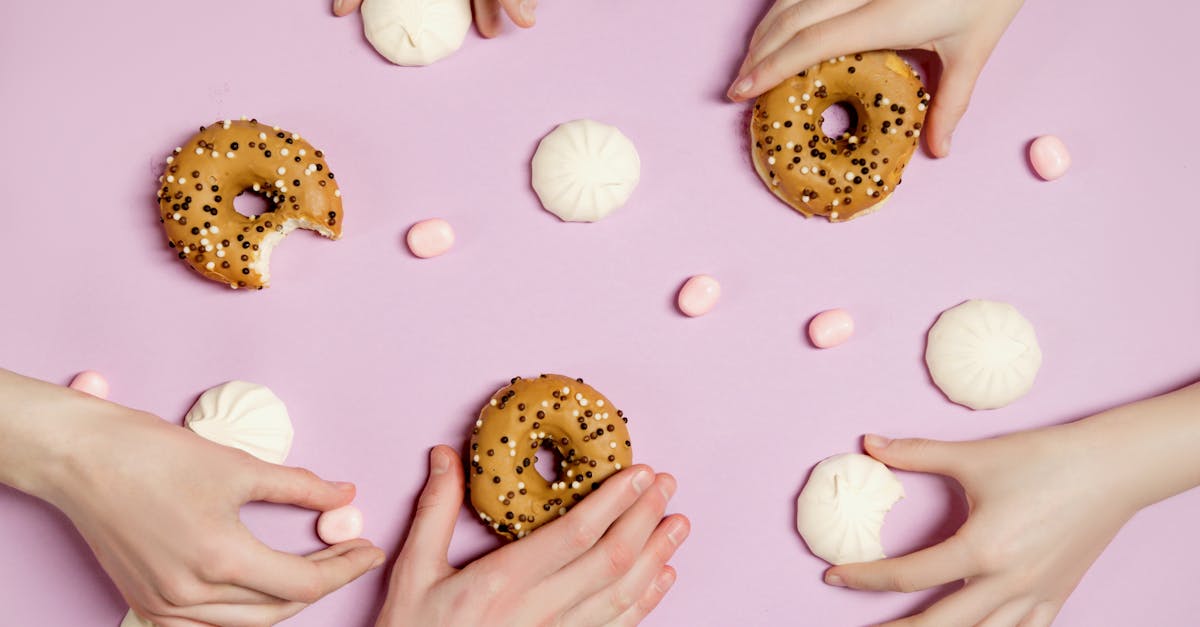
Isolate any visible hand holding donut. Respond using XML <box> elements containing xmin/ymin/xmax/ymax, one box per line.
<box><xmin>826</xmin><ymin>382</ymin><xmax>1200</xmax><ymax>627</ymax></box>
<box><xmin>730</xmin><ymin>0</ymin><xmax>1025</xmax><ymax>157</ymax></box>
<box><xmin>333</xmin><ymin>0</ymin><xmax>537</xmax><ymax>39</ymax></box>
<box><xmin>376</xmin><ymin>446</ymin><xmax>689</xmax><ymax>627</ymax></box>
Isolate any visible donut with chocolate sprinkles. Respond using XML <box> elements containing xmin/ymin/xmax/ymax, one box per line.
<box><xmin>467</xmin><ymin>374</ymin><xmax>633</xmax><ymax>540</ymax></box>
<box><xmin>749</xmin><ymin>51</ymin><xmax>929</xmax><ymax>222</ymax></box>
<box><xmin>155</xmin><ymin>119</ymin><xmax>343</xmax><ymax>289</ymax></box>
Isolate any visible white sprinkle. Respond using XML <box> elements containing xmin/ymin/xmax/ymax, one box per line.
<box><xmin>801</xmin><ymin>195</ymin><xmax>811</xmax><ymax>203</ymax></box>
<box><xmin>802</xmin><ymin>93</ymin><xmax>811</xmax><ymax>101</ymax></box>
<box><xmin>222</xmin><ymin>120</ymin><xmax>231</xmax><ymax>129</ymax></box>
<box><xmin>298</xmin><ymin>149</ymin><xmax>307</xmax><ymax>156</ymax></box>
<box><xmin>210</xmin><ymin>225</ymin><xmax>219</xmax><ymax>234</ymax></box>
<box><xmin>166</xmin><ymin>156</ymin><xmax>174</xmax><ymax>164</ymax></box>
<box><xmin>514</xmin><ymin>523</ymin><xmax>522</xmax><ymax>531</ymax></box>
<box><xmin>793</xmin><ymin>105</ymin><xmax>801</xmax><ymax>113</ymax></box>
<box><xmin>815</xmin><ymin>80</ymin><xmax>823</xmax><ymax>88</ymax></box>
<box><xmin>205</xmin><ymin>245</ymin><xmax>213</xmax><ymax>252</ymax></box>
<box><xmin>172</xmin><ymin>212</ymin><xmax>181</xmax><ymax>220</ymax></box>
<box><xmin>787</xmin><ymin>95</ymin><xmax>796</xmax><ymax>104</ymax></box>
<box><xmin>767</xmin><ymin>156</ymin><xmax>776</xmax><ymax>165</ymax></box>
<box><xmin>614</xmin><ymin>463</ymin><xmax>622</xmax><ymax>470</ymax></box>
<box><xmin>490</xmin><ymin>399</ymin><xmax>498</xmax><ymax>406</ymax></box>
<box><xmin>473</xmin><ymin>455</ymin><xmax>479</xmax><ymax>462</ymax></box>
<box><xmin>509</xmin><ymin>450</ymin><xmax>515</xmax><ymax>457</ymax></box>
<box><xmin>845</xmin><ymin>172</ymin><xmax>855</xmax><ymax>181</ymax></box>
<box><xmin>785</xmin><ymin>141</ymin><xmax>795</xmax><ymax>149</ymax></box>
<box><xmin>276</xmin><ymin>167</ymin><xmax>286</xmax><ymax>175</ymax></box>
<box><xmin>838</xmin><ymin>55</ymin><xmax>845</xmax><ymax>61</ymax></box>
<box><xmin>610</xmin><ymin>442</ymin><xmax>617</xmax><ymax>449</ymax></box>
<box><xmin>252</xmin><ymin>183</ymin><xmax>261</xmax><ymax>192</ymax></box>
<box><xmin>918</xmin><ymin>103</ymin><xmax>927</xmax><ymax>111</ymax></box>
<box><xmin>867</xmin><ymin>189</ymin><xmax>875</xmax><ymax>196</ymax></box>
<box><xmin>873</xmin><ymin>175</ymin><xmax>882</xmax><ymax>183</ymax></box>
<box><xmin>849</xmin><ymin>136</ymin><xmax>859</xmax><ymax>144</ymax></box>
<box><xmin>542</xmin><ymin>401</ymin><xmax>549</xmax><ymax>407</ymax></box>
<box><xmin>596</xmin><ymin>400</ymin><xmax>604</xmax><ymax>408</ymax></box>
<box><xmin>508</xmin><ymin>441</ymin><xmax>516</xmax><ymax>448</ymax></box>
<box><xmin>580</xmin><ymin>399</ymin><xmax>589</xmax><ymax>407</ymax></box>
<box><xmin>259</xmin><ymin>132</ymin><xmax>267</xmax><ymax>140</ymax></box>
<box><xmin>195</xmin><ymin>148</ymin><xmax>204</xmax><ymax>155</ymax></box>
<box><xmin>216</xmin><ymin>250</ymin><xmax>225</xmax><ymax>258</ymax></box>
<box><xmin>807</xmin><ymin>109</ymin><xmax>814</xmax><ymax>116</ymax></box>
<box><xmin>559</xmin><ymin>507</ymin><xmax>567</xmax><ymax>515</ymax></box>
<box><xmin>828</xmin><ymin>58</ymin><xmax>837</xmax><ymax>64</ymax></box>
<box><xmin>475</xmin><ymin>419</ymin><xmax>483</xmax><ymax>427</ymax></box>
<box><xmin>890</xmin><ymin>128</ymin><xmax>898</xmax><ymax>134</ymax></box>
<box><xmin>211</xmin><ymin>151</ymin><xmax>219</xmax><ymax>158</ymax></box>
<box><xmin>272</xmin><ymin>125</ymin><xmax>280</xmax><ymax>131</ymax></box>
<box><xmin>772</xmin><ymin>121</ymin><xmax>781</xmax><ymax>129</ymax></box>
<box><xmin>571</xmin><ymin>481</ymin><xmax>580</xmax><ymax>489</ymax></box>
<box><xmin>281</xmin><ymin>148</ymin><xmax>289</xmax><ymax>156</ymax></box>
<box><xmin>334</xmin><ymin>189</ymin><xmax>341</xmax><ymax>198</ymax></box>
<box><xmin>275</xmin><ymin>180</ymin><xmax>284</xmax><ymax>188</ymax></box>
<box><xmin>913</xmin><ymin>130</ymin><xmax>921</xmax><ymax>137</ymax></box>
<box><xmin>830</xmin><ymin>211</ymin><xmax>840</xmax><ymax>219</ymax></box>
<box><xmin>497</xmin><ymin>495</ymin><xmax>505</xmax><ymax>502</ymax></box>
<box><xmin>182</xmin><ymin>246</ymin><xmax>190</xmax><ymax>254</ymax></box>
<box><xmin>800</xmin><ymin>167</ymin><xmax>810</xmax><ymax>174</ymax></box>
<box><xmin>832</xmin><ymin>199</ymin><xmax>840</xmax><ymax>207</ymax></box>
<box><xmin>566</xmin><ymin>470</ymin><xmax>574</xmax><ymax>478</ymax></box>
<box><xmin>166</xmin><ymin>175</ymin><xmax>175</xmax><ymax>183</ymax></box>
<box><xmin>206</xmin><ymin>262</ymin><xmax>215</xmax><ymax>270</ymax></box>
<box><xmin>226</xmin><ymin>152</ymin><xmax>235</xmax><ymax>159</ymax></box>
<box><xmin>882</xmin><ymin>97</ymin><xmax>891</xmax><ymax>105</ymax></box>
<box><xmin>174</xmin><ymin>147</ymin><xmax>181</xmax><ymax>153</ymax></box>
<box><xmin>291</xmin><ymin>133</ymin><xmax>298</xmax><ymax>140</ymax></box>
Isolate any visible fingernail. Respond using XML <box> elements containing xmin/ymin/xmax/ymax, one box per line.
<box><xmin>370</xmin><ymin>555</ymin><xmax>386</xmax><ymax>569</ymax></box>
<box><xmin>864</xmin><ymin>434</ymin><xmax>891</xmax><ymax>449</ymax></box>
<box><xmin>331</xmin><ymin>481</ymin><xmax>355</xmax><ymax>491</ymax></box>
<box><xmin>824</xmin><ymin>573</ymin><xmax>845</xmax><ymax>587</ymax></box>
<box><xmin>729</xmin><ymin>77</ymin><xmax>753</xmax><ymax>99</ymax></box>
<box><xmin>631</xmin><ymin>469</ymin><xmax>652</xmax><ymax>494</ymax></box>
<box><xmin>941</xmin><ymin>135</ymin><xmax>953</xmax><ymax>155</ymax></box>
<box><xmin>430</xmin><ymin>448</ymin><xmax>450</xmax><ymax>474</ymax></box>
<box><xmin>654</xmin><ymin>568</ymin><xmax>676</xmax><ymax>593</ymax></box>
<box><xmin>658</xmin><ymin>477</ymin><xmax>676</xmax><ymax>501</ymax></box>
<box><xmin>334</xmin><ymin>0</ymin><xmax>344</xmax><ymax>13</ymax></box>
<box><xmin>519</xmin><ymin>0</ymin><xmax>536</xmax><ymax>23</ymax></box>
<box><xmin>666</xmin><ymin>518</ymin><xmax>689</xmax><ymax>546</ymax></box>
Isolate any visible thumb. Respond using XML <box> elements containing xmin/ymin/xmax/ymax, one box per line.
<box><xmin>924</xmin><ymin>53</ymin><xmax>985</xmax><ymax>158</ymax></box>
<box><xmin>863</xmin><ymin>434</ymin><xmax>967</xmax><ymax>478</ymax></box>
<box><xmin>249</xmin><ymin>464</ymin><xmax>357</xmax><ymax>511</ymax></box>
<box><xmin>396</xmin><ymin>446</ymin><xmax>463</xmax><ymax>579</ymax></box>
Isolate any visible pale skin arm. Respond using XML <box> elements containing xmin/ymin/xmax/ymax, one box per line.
<box><xmin>333</xmin><ymin>0</ymin><xmax>537</xmax><ymax>39</ymax></box>
<box><xmin>828</xmin><ymin>381</ymin><xmax>1200</xmax><ymax>627</ymax></box>
<box><xmin>0</xmin><ymin>369</ymin><xmax>385</xmax><ymax>627</ymax></box>
<box><xmin>729</xmin><ymin>0</ymin><xmax>1026</xmax><ymax>157</ymax></box>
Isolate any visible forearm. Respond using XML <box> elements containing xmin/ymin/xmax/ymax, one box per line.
<box><xmin>1072</xmin><ymin>380</ymin><xmax>1200</xmax><ymax>511</ymax></box>
<box><xmin>0</xmin><ymin>368</ymin><xmax>87</xmax><ymax>500</ymax></box>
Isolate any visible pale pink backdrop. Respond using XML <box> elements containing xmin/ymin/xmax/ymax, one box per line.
<box><xmin>1</xmin><ymin>0</ymin><xmax>1198</xmax><ymax>625</ymax></box>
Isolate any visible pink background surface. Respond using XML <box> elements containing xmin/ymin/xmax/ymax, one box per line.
<box><xmin>2</xmin><ymin>0</ymin><xmax>1199</xmax><ymax>625</ymax></box>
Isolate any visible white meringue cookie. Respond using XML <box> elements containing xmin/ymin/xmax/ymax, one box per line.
<box><xmin>120</xmin><ymin>609</ymin><xmax>155</xmax><ymax>627</ymax></box>
<box><xmin>184</xmin><ymin>381</ymin><xmax>294</xmax><ymax>464</ymax></box>
<box><xmin>925</xmin><ymin>299</ymin><xmax>1043</xmax><ymax>410</ymax></box>
<box><xmin>796</xmin><ymin>453</ymin><xmax>905</xmax><ymax>566</ymax></box>
<box><xmin>362</xmin><ymin>0</ymin><xmax>471</xmax><ymax>67</ymax></box>
<box><xmin>531</xmin><ymin>119</ymin><xmax>641</xmax><ymax>222</ymax></box>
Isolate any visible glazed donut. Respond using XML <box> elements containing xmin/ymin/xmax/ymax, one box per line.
<box><xmin>156</xmin><ymin>119</ymin><xmax>343</xmax><ymax>289</ymax></box>
<box><xmin>750</xmin><ymin>51</ymin><xmax>930</xmax><ymax>222</ymax></box>
<box><xmin>467</xmin><ymin>374</ymin><xmax>633</xmax><ymax>540</ymax></box>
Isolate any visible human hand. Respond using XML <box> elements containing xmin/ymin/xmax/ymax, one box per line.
<box><xmin>375</xmin><ymin>446</ymin><xmax>689</xmax><ymax>627</ymax></box>
<box><xmin>333</xmin><ymin>0</ymin><xmax>537</xmax><ymax>39</ymax></box>
<box><xmin>41</xmin><ymin>392</ymin><xmax>385</xmax><ymax>627</ymax></box>
<box><xmin>729</xmin><ymin>0</ymin><xmax>1025</xmax><ymax>157</ymax></box>
<box><xmin>822</xmin><ymin>427</ymin><xmax>1135</xmax><ymax>627</ymax></box>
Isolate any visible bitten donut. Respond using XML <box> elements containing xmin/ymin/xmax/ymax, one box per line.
<box><xmin>750</xmin><ymin>51</ymin><xmax>930</xmax><ymax>222</ymax></box>
<box><xmin>156</xmin><ymin>119</ymin><xmax>343</xmax><ymax>289</ymax></box>
<box><xmin>467</xmin><ymin>374</ymin><xmax>633</xmax><ymax>540</ymax></box>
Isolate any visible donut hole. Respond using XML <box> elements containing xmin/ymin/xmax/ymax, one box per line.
<box><xmin>233</xmin><ymin>190</ymin><xmax>275</xmax><ymax>218</ymax></box>
<box><xmin>533</xmin><ymin>441</ymin><xmax>563</xmax><ymax>484</ymax></box>
<box><xmin>819</xmin><ymin>101</ymin><xmax>858</xmax><ymax>140</ymax></box>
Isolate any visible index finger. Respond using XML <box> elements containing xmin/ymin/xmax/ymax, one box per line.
<box><xmin>485</xmin><ymin>465</ymin><xmax>655</xmax><ymax>583</ymax></box>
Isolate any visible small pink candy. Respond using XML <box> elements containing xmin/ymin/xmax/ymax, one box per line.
<box><xmin>1029</xmin><ymin>135</ymin><xmax>1070</xmax><ymax>181</ymax></box>
<box><xmin>677</xmin><ymin>275</ymin><xmax>721</xmax><ymax>317</ymax></box>
<box><xmin>406</xmin><ymin>218</ymin><xmax>455</xmax><ymax>258</ymax></box>
<box><xmin>69</xmin><ymin>371</ymin><xmax>110</xmax><ymax>399</ymax></box>
<box><xmin>808</xmin><ymin>309</ymin><xmax>855</xmax><ymax>349</ymax></box>
<box><xmin>317</xmin><ymin>505</ymin><xmax>364</xmax><ymax>544</ymax></box>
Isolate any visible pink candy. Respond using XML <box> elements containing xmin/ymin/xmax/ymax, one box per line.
<box><xmin>317</xmin><ymin>505</ymin><xmax>364</xmax><ymax>544</ymax></box>
<box><xmin>677</xmin><ymin>275</ymin><xmax>721</xmax><ymax>317</ymax></box>
<box><xmin>69</xmin><ymin>370</ymin><xmax>110</xmax><ymax>399</ymax></box>
<box><xmin>808</xmin><ymin>309</ymin><xmax>854</xmax><ymax>349</ymax></box>
<box><xmin>406</xmin><ymin>218</ymin><xmax>455</xmax><ymax>258</ymax></box>
<box><xmin>1029</xmin><ymin>135</ymin><xmax>1070</xmax><ymax>181</ymax></box>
